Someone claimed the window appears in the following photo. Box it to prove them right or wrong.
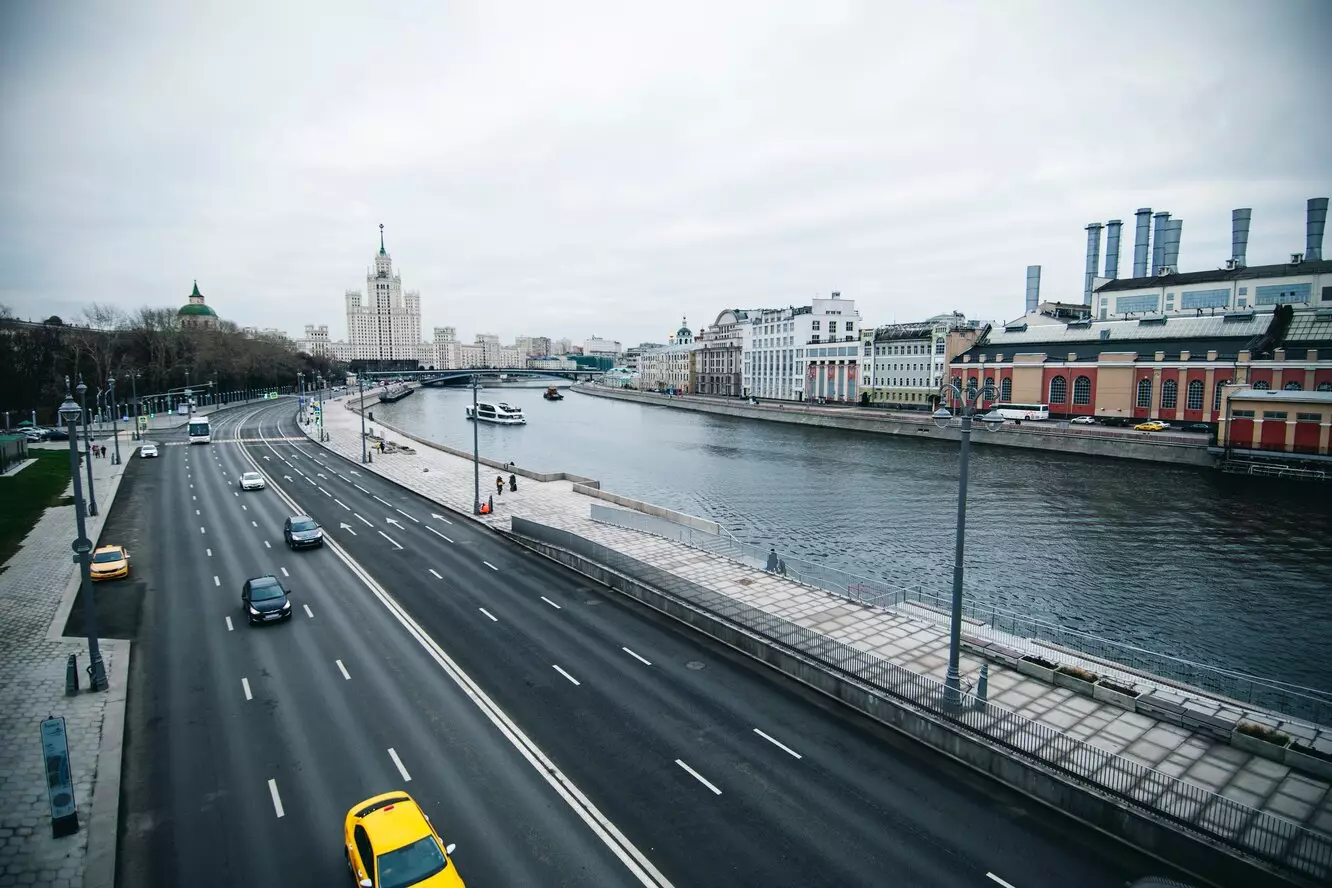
[1073,375,1091,405]
[812,321,820,330]
[1116,294,1161,314]
[1320,382,1332,392]
[1001,378,1013,401]
[1284,381,1303,391]
[1263,411,1288,420]
[1161,379,1178,409]
[1181,288,1231,310]
[1214,379,1230,410]
[845,322,853,332]
[1136,378,1152,408]
[1231,409,1256,418]
[1256,283,1312,305]
[1187,380,1204,410]
[1296,412,1321,422]
[1323,286,1332,302]
[1252,380,1269,390]
[935,341,945,354]
[1049,376,1067,404]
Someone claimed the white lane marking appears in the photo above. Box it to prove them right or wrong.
[483,560,498,571]
[675,760,722,796]
[552,665,581,686]
[189,484,193,489]
[622,647,652,666]
[388,748,412,782]
[753,728,803,759]
[196,509,201,516]
[429,569,443,579]
[200,526,206,534]
[264,540,271,549]
[426,526,453,543]
[354,484,369,493]
[225,616,233,631]
[336,659,351,680]
[233,491,237,497]
[295,468,305,476]
[206,548,212,557]
[478,607,498,622]
[379,530,404,550]
[268,779,284,818]
[213,576,220,587]
[251,520,258,527]
[241,504,248,511]
[192,495,196,501]
[986,875,1018,888]
[305,476,316,486]
[318,486,332,497]
[354,513,372,527]
[280,567,289,577]
[303,604,314,618]
[396,508,419,523]
[242,677,252,700]
[373,494,391,507]
[334,499,350,510]
[541,596,562,609]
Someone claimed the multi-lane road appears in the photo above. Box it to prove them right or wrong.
[104,398,1188,887]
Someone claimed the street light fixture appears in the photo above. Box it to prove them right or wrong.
[107,376,121,464]
[359,376,371,464]
[59,378,109,692]
[75,377,98,517]
[932,380,1004,706]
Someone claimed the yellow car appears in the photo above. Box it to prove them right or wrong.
[1134,421,1165,432]
[344,792,465,888]
[89,545,130,581]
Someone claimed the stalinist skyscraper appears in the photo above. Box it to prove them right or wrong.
[345,224,422,363]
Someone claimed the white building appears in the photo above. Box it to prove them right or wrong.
[862,312,985,407]
[296,324,332,358]
[529,356,578,371]
[1093,260,1332,319]
[584,336,623,355]
[345,226,423,363]
[743,292,863,401]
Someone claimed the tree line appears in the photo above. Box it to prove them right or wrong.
[0,303,343,426]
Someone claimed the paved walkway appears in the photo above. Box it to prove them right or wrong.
[0,447,131,888]
[308,396,1332,873]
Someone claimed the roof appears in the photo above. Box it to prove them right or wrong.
[980,336,1257,363]
[363,796,433,852]
[190,280,202,298]
[1227,388,1332,405]
[1095,258,1332,293]
[178,303,218,317]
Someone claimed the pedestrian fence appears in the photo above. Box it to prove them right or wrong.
[588,504,1332,728]
[517,514,1332,882]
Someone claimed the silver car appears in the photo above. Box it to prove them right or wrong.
[239,471,266,491]
[139,443,159,458]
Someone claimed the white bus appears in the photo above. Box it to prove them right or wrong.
[990,402,1050,421]
[187,418,212,444]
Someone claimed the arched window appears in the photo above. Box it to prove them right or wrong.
[1252,380,1269,390]
[1000,378,1013,401]
[1049,376,1067,404]
[1319,381,1332,392]
[1073,376,1091,405]
[1284,381,1303,391]
[1136,378,1152,408]
[1214,379,1230,411]
[1187,380,1204,410]
[1161,379,1178,409]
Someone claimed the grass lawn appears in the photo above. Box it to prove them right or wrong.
[0,449,74,571]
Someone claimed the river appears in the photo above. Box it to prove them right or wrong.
[370,382,1332,696]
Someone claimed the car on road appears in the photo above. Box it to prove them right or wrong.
[241,575,292,624]
[344,792,464,888]
[1134,421,1166,432]
[239,471,267,491]
[284,515,324,549]
[89,545,130,581]
[1069,415,1096,424]
[139,443,159,458]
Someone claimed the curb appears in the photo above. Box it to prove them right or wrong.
[83,638,129,888]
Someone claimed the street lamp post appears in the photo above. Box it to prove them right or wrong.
[471,374,481,514]
[359,376,370,463]
[59,379,109,692]
[107,376,121,464]
[127,371,140,440]
[76,377,98,517]
[932,380,1003,706]
[322,375,330,442]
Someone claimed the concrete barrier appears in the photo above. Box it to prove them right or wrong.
[571,484,724,534]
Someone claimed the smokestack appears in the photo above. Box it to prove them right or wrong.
[1084,223,1103,304]
[1151,211,1171,274]
[1025,265,1041,313]
[1133,208,1152,277]
[1231,208,1251,268]
[1104,219,1123,280]
[1308,197,1329,262]
[1163,218,1183,270]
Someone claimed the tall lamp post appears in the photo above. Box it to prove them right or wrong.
[359,376,370,463]
[322,374,330,442]
[76,377,98,517]
[471,373,482,514]
[107,376,121,465]
[60,379,109,692]
[932,380,1003,706]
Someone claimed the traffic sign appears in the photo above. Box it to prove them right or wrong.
[72,537,92,555]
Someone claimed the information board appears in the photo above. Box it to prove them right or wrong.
[40,716,79,837]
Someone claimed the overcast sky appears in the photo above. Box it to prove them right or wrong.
[2,1,1329,346]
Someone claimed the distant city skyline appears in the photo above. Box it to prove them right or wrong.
[2,1,1329,343]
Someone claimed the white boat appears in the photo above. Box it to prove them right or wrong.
[466,402,527,425]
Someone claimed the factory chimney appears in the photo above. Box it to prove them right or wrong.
[1162,219,1183,271]
[1084,223,1103,304]
[1103,219,1123,280]
[1133,208,1152,277]
[1308,197,1329,262]
[1025,265,1041,313]
[1230,208,1251,269]
[1151,212,1170,274]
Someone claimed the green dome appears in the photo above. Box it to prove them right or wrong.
[178,303,218,317]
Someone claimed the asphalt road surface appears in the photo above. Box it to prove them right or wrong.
[96,398,1199,887]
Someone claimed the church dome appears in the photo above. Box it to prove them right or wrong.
[178,280,218,323]
[178,303,218,317]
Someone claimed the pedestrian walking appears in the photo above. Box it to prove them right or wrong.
[495,475,505,497]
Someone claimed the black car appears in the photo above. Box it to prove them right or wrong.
[241,575,293,625]
[284,515,324,549]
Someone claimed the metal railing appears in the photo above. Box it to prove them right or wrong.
[515,515,1331,882]
[589,504,1332,727]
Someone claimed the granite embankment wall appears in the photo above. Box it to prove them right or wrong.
[575,385,1216,467]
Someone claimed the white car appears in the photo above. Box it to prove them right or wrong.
[1069,416,1096,424]
[239,471,266,491]
[139,444,159,458]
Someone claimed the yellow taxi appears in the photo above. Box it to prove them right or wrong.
[89,545,130,581]
[1134,421,1166,432]
[344,791,465,888]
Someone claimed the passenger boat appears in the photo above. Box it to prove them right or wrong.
[543,386,564,401]
[378,383,414,403]
[465,402,527,425]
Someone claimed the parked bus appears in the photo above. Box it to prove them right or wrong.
[187,418,212,444]
[990,402,1050,421]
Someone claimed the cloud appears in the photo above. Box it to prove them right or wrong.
[1,0,1329,345]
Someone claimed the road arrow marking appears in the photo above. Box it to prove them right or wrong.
[349,470,360,475]
[284,475,293,482]
[317,473,327,479]
[385,517,403,528]
[262,455,270,461]
[340,523,357,536]
[431,513,453,525]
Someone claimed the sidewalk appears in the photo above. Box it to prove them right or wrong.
[0,448,132,888]
[309,397,1332,872]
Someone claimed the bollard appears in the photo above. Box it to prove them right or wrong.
[65,654,80,696]
[487,495,494,512]
[509,474,517,492]
[974,664,989,708]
